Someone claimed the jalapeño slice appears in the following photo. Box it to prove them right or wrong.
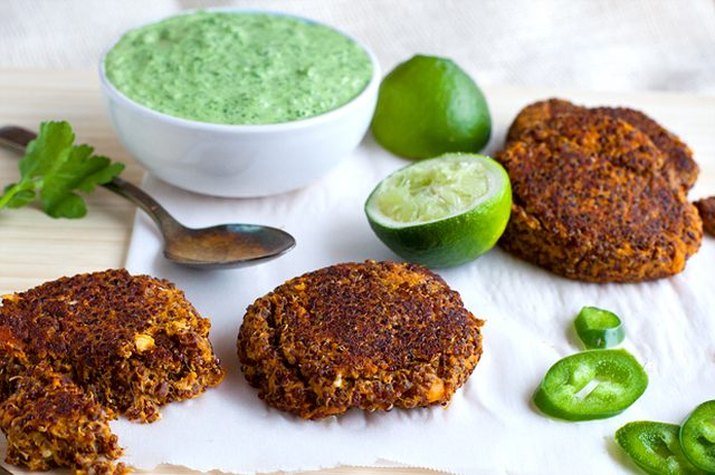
[533,349,648,421]
[680,400,715,472]
[574,306,625,349]
[616,421,706,475]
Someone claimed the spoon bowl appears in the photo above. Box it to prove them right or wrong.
[0,126,296,269]
[162,223,295,269]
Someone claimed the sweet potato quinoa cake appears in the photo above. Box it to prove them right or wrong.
[237,260,484,419]
[0,269,225,474]
[695,197,715,236]
[496,98,702,282]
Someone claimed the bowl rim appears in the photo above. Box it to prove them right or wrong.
[98,7,381,133]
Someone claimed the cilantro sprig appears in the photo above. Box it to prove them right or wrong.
[0,121,125,218]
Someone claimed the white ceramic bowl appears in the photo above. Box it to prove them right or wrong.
[99,11,380,198]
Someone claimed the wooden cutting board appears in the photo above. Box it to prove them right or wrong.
[0,69,714,475]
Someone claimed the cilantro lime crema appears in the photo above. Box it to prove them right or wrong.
[104,11,373,125]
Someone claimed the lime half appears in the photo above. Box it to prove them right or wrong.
[365,153,511,268]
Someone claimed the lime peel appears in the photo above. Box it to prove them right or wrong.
[371,54,491,159]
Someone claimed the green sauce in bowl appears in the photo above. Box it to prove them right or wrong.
[104,11,373,125]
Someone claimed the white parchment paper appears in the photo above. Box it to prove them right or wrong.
[118,102,715,475]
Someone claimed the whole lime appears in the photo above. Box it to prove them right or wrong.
[371,55,491,159]
[365,153,511,268]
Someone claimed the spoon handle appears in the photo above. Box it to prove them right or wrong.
[102,177,184,234]
[0,125,183,234]
[0,126,34,152]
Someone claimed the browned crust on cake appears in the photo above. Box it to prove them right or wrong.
[506,98,581,143]
[0,364,125,474]
[507,98,699,190]
[496,101,702,282]
[237,260,484,419]
[0,269,225,473]
[594,106,698,189]
[695,197,715,236]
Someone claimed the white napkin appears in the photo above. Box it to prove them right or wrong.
[117,98,715,474]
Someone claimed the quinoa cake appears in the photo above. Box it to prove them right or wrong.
[0,364,124,474]
[506,98,699,190]
[0,269,225,473]
[695,197,715,236]
[594,106,699,190]
[495,99,702,282]
[237,260,484,419]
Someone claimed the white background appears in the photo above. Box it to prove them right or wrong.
[1,0,714,94]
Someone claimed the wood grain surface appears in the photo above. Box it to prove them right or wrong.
[0,69,713,475]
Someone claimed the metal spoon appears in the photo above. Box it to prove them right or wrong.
[0,126,296,269]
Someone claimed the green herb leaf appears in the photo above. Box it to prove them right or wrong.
[2,183,36,208]
[0,121,125,219]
